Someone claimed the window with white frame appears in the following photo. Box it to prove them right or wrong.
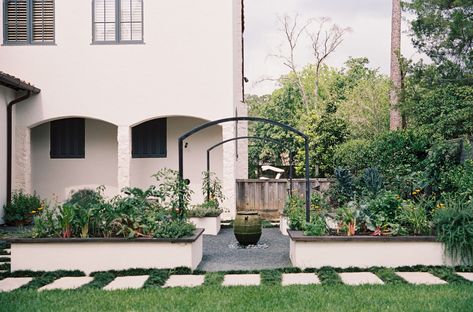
[93,0,143,43]
[3,0,55,44]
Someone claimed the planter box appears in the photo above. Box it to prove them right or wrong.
[280,216,289,236]
[189,216,221,235]
[8,229,204,274]
[288,231,456,269]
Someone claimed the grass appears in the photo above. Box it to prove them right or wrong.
[1,284,472,312]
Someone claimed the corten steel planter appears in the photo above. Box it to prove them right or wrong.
[7,229,204,274]
[234,211,262,245]
[288,231,458,268]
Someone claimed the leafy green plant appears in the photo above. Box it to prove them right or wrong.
[434,195,473,265]
[329,167,354,206]
[366,191,401,221]
[3,191,42,226]
[57,204,75,238]
[396,200,431,236]
[187,201,223,218]
[285,195,306,231]
[303,213,327,236]
[337,203,359,236]
[362,167,383,198]
[201,171,225,207]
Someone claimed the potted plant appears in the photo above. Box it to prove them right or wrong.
[187,171,225,235]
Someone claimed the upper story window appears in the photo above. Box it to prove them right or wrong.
[93,0,143,44]
[3,0,55,44]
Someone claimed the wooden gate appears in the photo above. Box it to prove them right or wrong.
[236,179,333,220]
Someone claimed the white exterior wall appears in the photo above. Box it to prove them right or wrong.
[31,119,119,201]
[130,116,223,205]
[0,0,246,217]
[0,0,238,127]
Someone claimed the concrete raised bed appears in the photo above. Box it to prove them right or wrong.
[288,231,456,268]
[8,229,204,274]
[189,216,221,235]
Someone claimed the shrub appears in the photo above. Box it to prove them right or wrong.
[3,191,42,226]
[187,202,223,218]
[434,195,473,265]
[285,195,306,231]
[333,139,373,175]
[396,200,431,236]
[303,213,327,236]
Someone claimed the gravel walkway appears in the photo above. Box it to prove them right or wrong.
[197,228,291,272]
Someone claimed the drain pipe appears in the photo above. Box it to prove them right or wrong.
[6,91,32,204]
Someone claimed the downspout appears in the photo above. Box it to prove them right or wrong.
[7,91,32,204]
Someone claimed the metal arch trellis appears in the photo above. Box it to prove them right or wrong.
[178,116,311,222]
[206,135,296,202]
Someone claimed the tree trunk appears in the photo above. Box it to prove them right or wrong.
[389,0,402,130]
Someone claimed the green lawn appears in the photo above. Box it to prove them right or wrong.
[1,284,472,312]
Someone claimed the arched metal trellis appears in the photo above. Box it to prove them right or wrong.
[206,135,296,202]
[178,117,311,222]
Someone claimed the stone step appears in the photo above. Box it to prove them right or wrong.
[39,277,94,291]
[222,274,260,287]
[0,277,33,292]
[103,275,149,291]
[456,272,473,282]
[163,275,205,288]
[281,273,320,286]
[339,272,384,285]
[396,272,447,285]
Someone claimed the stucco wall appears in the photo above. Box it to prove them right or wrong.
[130,117,223,205]
[31,119,119,201]
[0,0,238,128]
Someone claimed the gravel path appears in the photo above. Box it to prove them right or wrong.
[197,228,291,272]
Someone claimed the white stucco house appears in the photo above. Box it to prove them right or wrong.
[0,0,248,223]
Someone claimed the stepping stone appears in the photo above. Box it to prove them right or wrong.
[339,272,384,285]
[281,273,320,286]
[456,272,473,282]
[163,275,205,288]
[222,274,260,287]
[39,277,94,291]
[396,272,447,285]
[0,277,33,292]
[103,275,149,291]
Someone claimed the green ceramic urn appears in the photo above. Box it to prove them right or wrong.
[234,211,262,245]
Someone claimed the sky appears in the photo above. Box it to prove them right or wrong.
[244,0,424,95]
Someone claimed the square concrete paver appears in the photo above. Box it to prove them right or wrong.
[456,272,473,282]
[39,277,94,291]
[281,273,320,286]
[396,272,447,285]
[0,277,33,292]
[222,274,260,286]
[339,272,384,285]
[163,275,205,288]
[103,275,149,290]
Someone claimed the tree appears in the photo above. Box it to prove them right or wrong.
[390,0,402,130]
[404,0,473,77]
[274,14,350,111]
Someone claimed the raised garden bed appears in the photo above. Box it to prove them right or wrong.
[288,230,457,269]
[189,216,221,235]
[7,229,204,274]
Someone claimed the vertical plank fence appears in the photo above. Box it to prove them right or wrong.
[236,179,333,220]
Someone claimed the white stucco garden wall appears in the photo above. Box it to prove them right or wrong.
[31,119,119,201]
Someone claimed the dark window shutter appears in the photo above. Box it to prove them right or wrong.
[50,118,85,159]
[132,118,167,158]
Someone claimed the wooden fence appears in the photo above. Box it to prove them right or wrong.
[236,178,333,221]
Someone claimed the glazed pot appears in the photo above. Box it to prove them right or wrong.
[234,211,262,245]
